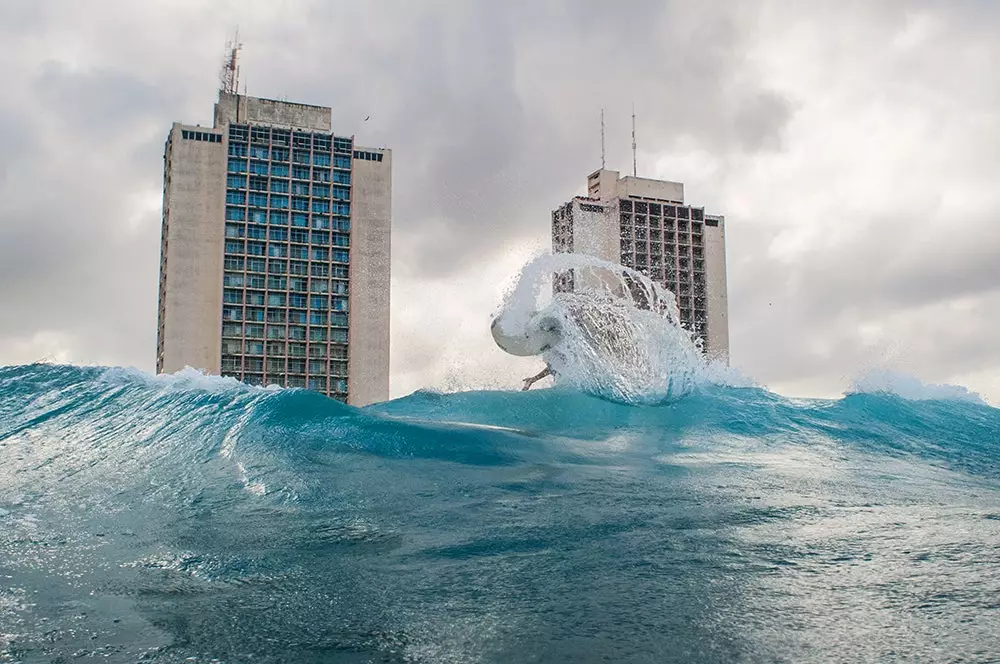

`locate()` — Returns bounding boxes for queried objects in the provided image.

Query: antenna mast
[220,30,243,95]
[631,103,637,177]
[601,108,606,169]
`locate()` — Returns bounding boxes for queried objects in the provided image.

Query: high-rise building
[156,92,391,405]
[551,169,729,360]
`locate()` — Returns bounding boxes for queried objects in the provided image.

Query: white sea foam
[99,366,284,394]
[847,369,986,405]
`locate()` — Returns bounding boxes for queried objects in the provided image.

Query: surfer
[519,272,661,390]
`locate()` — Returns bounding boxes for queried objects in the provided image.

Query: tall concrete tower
[551,169,729,361]
[156,92,391,405]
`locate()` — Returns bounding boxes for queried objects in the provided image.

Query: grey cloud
[33,62,168,134]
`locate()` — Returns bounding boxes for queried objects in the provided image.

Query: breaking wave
[492,253,751,404]
[1,362,998,662]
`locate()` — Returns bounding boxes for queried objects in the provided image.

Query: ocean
[1,362,998,662]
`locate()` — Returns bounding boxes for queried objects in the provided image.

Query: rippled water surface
[1,364,999,662]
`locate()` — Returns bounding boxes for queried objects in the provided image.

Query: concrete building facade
[552,169,729,360]
[157,92,391,405]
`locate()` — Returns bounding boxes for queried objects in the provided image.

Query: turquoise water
[1,363,999,662]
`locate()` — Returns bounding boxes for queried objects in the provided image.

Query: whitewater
[2,260,999,662]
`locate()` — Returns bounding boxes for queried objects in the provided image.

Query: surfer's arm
[521,366,552,391]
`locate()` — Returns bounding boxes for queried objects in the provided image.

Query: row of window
[624,255,706,271]
[225,193,349,211]
[228,143,350,166]
[221,266,349,290]
[223,278,347,295]
[621,238,705,251]
[221,281,348,306]
[227,172,350,190]
[229,142,351,169]
[223,306,348,325]
[226,161,349,179]
[620,200,705,221]
[222,373,348,395]
[181,130,222,143]
[221,258,348,279]
[228,181,332,197]
[224,224,349,246]
[229,124,351,149]
[353,150,384,162]
[222,355,348,374]
[621,217,704,233]
[223,340,348,358]
[226,191,350,206]
[227,156,351,174]
[223,323,349,342]
[223,241,350,263]
[225,208,350,230]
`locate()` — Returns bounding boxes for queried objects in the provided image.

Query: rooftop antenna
[601,108,606,169]
[631,102,637,177]
[220,30,242,95]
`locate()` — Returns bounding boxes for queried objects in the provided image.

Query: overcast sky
[1,0,999,403]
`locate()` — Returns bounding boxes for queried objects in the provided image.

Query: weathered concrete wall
[703,215,730,362]
[214,92,332,132]
[347,148,392,406]
[157,123,226,375]
[618,176,684,203]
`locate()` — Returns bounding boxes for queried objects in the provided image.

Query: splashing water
[492,253,748,403]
